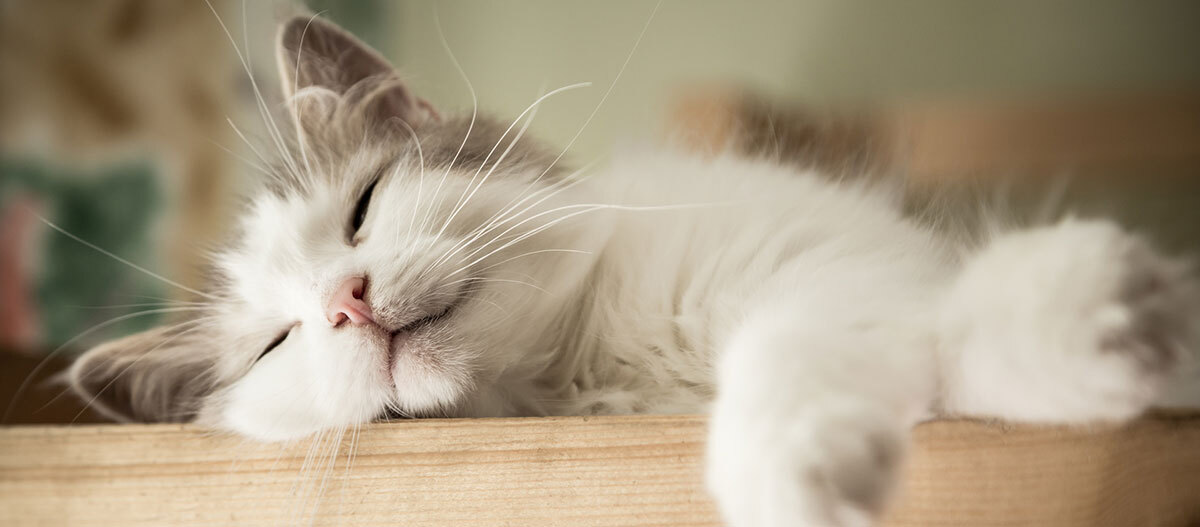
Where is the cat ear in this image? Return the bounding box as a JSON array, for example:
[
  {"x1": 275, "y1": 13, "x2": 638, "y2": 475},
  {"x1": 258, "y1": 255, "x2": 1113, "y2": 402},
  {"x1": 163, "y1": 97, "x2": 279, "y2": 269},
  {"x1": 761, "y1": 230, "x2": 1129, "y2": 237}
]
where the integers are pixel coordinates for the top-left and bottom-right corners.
[
  {"x1": 275, "y1": 16, "x2": 438, "y2": 137},
  {"x1": 69, "y1": 324, "x2": 218, "y2": 423}
]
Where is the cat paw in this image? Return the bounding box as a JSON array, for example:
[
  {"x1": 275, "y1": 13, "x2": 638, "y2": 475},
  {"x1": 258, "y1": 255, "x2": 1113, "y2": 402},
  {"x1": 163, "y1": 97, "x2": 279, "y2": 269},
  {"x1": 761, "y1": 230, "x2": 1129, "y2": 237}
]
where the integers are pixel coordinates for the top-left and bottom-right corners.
[
  {"x1": 1081, "y1": 224, "x2": 1197, "y2": 415},
  {"x1": 705, "y1": 405, "x2": 901, "y2": 527},
  {"x1": 945, "y1": 219, "x2": 1199, "y2": 421}
]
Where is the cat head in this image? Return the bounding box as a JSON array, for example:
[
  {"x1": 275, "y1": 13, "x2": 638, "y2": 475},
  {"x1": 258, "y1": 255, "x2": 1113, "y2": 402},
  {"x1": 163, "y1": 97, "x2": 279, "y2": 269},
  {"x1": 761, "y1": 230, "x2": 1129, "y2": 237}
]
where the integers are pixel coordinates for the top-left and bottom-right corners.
[{"x1": 69, "y1": 16, "x2": 608, "y2": 441}]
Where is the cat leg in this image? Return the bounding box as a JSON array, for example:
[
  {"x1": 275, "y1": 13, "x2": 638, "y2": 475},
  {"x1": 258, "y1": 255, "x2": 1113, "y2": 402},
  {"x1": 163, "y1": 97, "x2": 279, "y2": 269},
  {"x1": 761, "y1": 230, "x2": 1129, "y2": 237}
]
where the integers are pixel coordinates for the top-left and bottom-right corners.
[
  {"x1": 706, "y1": 309, "x2": 936, "y2": 527},
  {"x1": 939, "y1": 218, "x2": 1198, "y2": 423}
]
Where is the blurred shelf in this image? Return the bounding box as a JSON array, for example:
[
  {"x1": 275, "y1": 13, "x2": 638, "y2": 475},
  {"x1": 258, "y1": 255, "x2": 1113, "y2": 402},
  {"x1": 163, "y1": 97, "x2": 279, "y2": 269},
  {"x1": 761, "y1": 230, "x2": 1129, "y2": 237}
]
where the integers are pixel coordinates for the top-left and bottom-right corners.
[{"x1": 669, "y1": 89, "x2": 1200, "y2": 183}]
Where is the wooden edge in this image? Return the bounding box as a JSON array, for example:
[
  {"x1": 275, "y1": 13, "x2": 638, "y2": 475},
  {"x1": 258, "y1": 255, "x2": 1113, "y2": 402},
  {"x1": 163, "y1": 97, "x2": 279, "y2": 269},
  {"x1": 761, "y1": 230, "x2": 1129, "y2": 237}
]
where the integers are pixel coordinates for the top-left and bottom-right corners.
[{"x1": 2, "y1": 413, "x2": 1200, "y2": 526}]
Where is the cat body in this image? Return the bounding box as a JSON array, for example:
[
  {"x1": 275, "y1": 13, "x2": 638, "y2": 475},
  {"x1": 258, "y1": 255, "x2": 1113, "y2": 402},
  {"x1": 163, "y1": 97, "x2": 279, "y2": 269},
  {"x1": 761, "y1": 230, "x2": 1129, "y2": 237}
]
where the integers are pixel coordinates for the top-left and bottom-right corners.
[
  {"x1": 537, "y1": 151, "x2": 946, "y2": 418},
  {"x1": 70, "y1": 16, "x2": 1198, "y2": 527}
]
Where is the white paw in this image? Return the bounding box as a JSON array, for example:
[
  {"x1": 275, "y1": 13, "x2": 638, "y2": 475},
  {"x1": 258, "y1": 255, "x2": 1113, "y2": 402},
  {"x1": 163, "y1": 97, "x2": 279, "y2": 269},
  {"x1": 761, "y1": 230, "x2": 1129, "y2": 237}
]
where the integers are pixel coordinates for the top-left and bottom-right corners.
[
  {"x1": 705, "y1": 403, "x2": 901, "y2": 527},
  {"x1": 1083, "y1": 224, "x2": 1197, "y2": 415},
  {"x1": 945, "y1": 219, "x2": 1198, "y2": 421}
]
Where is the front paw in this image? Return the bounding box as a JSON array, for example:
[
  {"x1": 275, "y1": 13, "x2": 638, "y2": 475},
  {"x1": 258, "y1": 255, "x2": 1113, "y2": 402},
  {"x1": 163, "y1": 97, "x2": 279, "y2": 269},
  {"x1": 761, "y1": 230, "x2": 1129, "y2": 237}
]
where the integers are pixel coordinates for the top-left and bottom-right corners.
[
  {"x1": 1029, "y1": 221, "x2": 1197, "y2": 419},
  {"x1": 1084, "y1": 223, "x2": 1198, "y2": 416},
  {"x1": 942, "y1": 219, "x2": 1199, "y2": 422},
  {"x1": 705, "y1": 404, "x2": 902, "y2": 527}
]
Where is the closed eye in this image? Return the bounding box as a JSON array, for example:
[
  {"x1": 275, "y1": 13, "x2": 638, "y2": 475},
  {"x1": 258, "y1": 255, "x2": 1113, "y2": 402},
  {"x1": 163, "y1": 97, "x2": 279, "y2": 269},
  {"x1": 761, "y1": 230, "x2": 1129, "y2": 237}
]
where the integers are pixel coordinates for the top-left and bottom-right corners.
[
  {"x1": 256, "y1": 327, "x2": 293, "y2": 363},
  {"x1": 349, "y1": 177, "x2": 379, "y2": 239}
]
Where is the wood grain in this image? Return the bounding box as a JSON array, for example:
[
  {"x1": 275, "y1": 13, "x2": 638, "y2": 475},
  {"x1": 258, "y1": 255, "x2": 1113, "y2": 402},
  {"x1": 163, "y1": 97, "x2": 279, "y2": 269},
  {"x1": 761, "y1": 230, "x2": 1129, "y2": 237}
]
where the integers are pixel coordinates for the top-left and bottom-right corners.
[{"x1": 2, "y1": 414, "x2": 1199, "y2": 526}]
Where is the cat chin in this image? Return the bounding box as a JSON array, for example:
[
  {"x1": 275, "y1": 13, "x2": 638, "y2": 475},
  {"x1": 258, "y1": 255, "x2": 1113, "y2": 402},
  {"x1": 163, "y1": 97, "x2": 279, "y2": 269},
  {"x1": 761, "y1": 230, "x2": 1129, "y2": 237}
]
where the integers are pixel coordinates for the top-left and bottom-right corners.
[
  {"x1": 389, "y1": 336, "x2": 474, "y2": 415},
  {"x1": 216, "y1": 346, "x2": 395, "y2": 442},
  {"x1": 218, "y1": 397, "x2": 387, "y2": 443}
]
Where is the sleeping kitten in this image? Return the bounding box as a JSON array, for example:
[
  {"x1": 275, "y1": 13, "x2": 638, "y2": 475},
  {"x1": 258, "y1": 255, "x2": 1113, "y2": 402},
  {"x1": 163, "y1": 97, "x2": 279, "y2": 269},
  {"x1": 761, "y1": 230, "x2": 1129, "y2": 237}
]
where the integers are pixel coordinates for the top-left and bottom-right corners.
[{"x1": 70, "y1": 16, "x2": 1199, "y2": 527}]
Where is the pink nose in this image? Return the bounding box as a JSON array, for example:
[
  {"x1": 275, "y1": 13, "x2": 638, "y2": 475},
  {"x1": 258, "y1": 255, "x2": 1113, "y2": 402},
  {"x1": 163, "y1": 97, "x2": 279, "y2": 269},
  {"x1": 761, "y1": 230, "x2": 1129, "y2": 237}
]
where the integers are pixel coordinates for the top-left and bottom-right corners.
[{"x1": 326, "y1": 277, "x2": 375, "y2": 327}]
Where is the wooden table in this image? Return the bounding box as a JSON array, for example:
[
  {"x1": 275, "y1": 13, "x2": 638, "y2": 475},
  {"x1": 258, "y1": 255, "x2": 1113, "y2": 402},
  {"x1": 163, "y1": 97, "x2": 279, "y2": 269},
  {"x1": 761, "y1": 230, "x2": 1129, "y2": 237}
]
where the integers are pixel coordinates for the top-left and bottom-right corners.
[{"x1": 2, "y1": 414, "x2": 1198, "y2": 526}]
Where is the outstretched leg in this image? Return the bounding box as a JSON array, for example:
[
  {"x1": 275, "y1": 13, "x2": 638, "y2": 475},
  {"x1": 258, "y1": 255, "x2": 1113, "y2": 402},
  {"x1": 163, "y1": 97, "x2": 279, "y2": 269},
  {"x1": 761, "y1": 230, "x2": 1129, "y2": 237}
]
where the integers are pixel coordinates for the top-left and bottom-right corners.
[
  {"x1": 707, "y1": 293, "x2": 937, "y2": 527},
  {"x1": 938, "y1": 218, "x2": 1198, "y2": 423}
]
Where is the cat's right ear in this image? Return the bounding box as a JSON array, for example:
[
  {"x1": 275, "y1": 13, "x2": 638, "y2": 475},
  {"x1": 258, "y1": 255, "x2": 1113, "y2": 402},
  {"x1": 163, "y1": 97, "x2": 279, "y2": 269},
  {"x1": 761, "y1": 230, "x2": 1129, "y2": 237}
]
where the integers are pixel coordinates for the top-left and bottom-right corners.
[
  {"x1": 275, "y1": 16, "x2": 438, "y2": 141},
  {"x1": 70, "y1": 324, "x2": 218, "y2": 423}
]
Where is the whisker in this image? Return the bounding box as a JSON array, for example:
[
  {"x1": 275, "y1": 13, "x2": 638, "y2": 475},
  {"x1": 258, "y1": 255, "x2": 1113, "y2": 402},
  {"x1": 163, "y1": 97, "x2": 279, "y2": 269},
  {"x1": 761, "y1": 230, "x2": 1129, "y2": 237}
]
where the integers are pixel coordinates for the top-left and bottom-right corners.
[
  {"x1": 423, "y1": 161, "x2": 598, "y2": 276},
  {"x1": 62, "y1": 301, "x2": 210, "y2": 310},
  {"x1": 416, "y1": 10, "x2": 479, "y2": 243},
  {"x1": 225, "y1": 118, "x2": 282, "y2": 182},
  {"x1": 70, "y1": 317, "x2": 217, "y2": 422},
  {"x1": 2, "y1": 306, "x2": 206, "y2": 423},
  {"x1": 289, "y1": 12, "x2": 332, "y2": 179},
  {"x1": 436, "y1": 276, "x2": 548, "y2": 294},
  {"x1": 36, "y1": 216, "x2": 215, "y2": 300},
  {"x1": 434, "y1": 82, "x2": 591, "y2": 241},
  {"x1": 306, "y1": 426, "x2": 345, "y2": 523},
  {"x1": 202, "y1": 135, "x2": 274, "y2": 177},
  {"x1": 384, "y1": 118, "x2": 426, "y2": 261},
  {"x1": 530, "y1": 0, "x2": 662, "y2": 186},
  {"x1": 453, "y1": 201, "x2": 729, "y2": 279},
  {"x1": 203, "y1": 0, "x2": 307, "y2": 187},
  {"x1": 35, "y1": 316, "x2": 216, "y2": 418},
  {"x1": 470, "y1": 249, "x2": 592, "y2": 276}
]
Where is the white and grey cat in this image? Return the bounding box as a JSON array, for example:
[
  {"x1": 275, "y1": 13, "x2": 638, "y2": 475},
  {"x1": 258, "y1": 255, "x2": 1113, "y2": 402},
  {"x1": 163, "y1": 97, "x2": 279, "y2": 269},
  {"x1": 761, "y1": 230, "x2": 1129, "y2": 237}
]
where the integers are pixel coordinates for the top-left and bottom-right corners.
[{"x1": 70, "y1": 16, "x2": 1199, "y2": 527}]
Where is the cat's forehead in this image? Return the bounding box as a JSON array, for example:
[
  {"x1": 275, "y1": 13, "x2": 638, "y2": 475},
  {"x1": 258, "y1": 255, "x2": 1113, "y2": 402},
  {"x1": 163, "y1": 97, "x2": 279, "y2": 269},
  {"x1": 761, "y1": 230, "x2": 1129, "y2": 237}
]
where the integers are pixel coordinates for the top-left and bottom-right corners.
[{"x1": 269, "y1": 141, "x2": 395, "y2": 193}]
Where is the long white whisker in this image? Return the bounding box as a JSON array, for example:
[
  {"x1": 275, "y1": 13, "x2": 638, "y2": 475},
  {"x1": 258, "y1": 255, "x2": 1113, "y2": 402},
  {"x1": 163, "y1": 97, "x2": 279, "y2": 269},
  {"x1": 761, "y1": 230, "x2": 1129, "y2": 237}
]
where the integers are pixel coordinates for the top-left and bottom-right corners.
[
  {"x1": 307, "y1": 426, "x2": 345, "y2": 523},
  {"x1": 435, "y1": 82, "x2": 591, "y2": 240},
  {"x1": 40, "y1": 316, "x2": 219, "y2": 419},
  {"x1": 416, "y1": 10, "x2": 478, "y2": 242},
  {"x1": 473, "y1": 157, "x2": 599, "y2": 241},
  {"x1": 65, "y1": 301, "x2": 211, "y2": 310},
  {"x1": 71, "y1": 318, "x2": 216, "y2": 422},
  {"x1": 225, "y1": 118, "x2": 277, "y2": 174},
  {"x1": 424, "y1": 161, "x2": 597, "y2": 274},
  {"x1": 453, "y1": 205, "x2": 610, "y2": 274},
  {"x1": 384, "y1": 118, "x2": 426, "y2": 261},
  {"x1": 452, "y1": 202, "x2": 724, "y2": 278},
  {"x1": 203, "y1": 0, "x2": 306, "y2": 186},
  {"x1": 530, "y1": 0, "x2": 662, "y2": 187},
  {"x1": 439, "y1": 276, "x2": 547, "y2": 294},
  {"x1": 37, "y1": 216, "x2": 215, "y2": 301},
  {"x1": 203, "y1": 136, "x2": 273, "y2": 177},
  {"x1": 450, "y1": 81, "x2": 546, "y2": 219},
  {"x1": 455, "y1": 249, "x2": 592, "y2": 278},
  {"x1": 2, "y1": 306, "x2": 207, "y2": 423},
  {"x1": 427, "y1": 168, "x2": 597, "y2": 273},
  {"x1": 290, "y1": 12, "x2": 330, "y2": 179}
]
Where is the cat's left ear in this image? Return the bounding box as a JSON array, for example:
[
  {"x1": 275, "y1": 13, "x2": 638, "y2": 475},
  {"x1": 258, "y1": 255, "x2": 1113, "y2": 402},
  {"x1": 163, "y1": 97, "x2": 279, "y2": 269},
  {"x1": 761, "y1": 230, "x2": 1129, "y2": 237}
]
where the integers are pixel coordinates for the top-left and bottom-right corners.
[
  {"x1": 69, "y1": 324, "x2": 219, "y2": 423},
  {"x1": 275, "y1": 16, "x2": 438, "y2": 136}
]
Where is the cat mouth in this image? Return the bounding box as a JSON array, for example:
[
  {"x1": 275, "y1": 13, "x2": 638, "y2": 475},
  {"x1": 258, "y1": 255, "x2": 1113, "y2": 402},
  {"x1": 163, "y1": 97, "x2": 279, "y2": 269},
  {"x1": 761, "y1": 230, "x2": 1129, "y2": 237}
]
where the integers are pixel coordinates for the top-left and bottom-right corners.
[
  {"x1": 396, "y1": 299, "x2": 459, "y2": 334},
  {"x1": 379, "y1": 276, "x2": 479, "y2": 395},
  {"x1": 378, "y1": 293, "x2": 465, "y2": 417},
  {"x1": 389, "y1": 296, "x2": 461, "y2": 340},
  {"x1": 384, "y1": 290, "x2": 467, "y2": 358}
]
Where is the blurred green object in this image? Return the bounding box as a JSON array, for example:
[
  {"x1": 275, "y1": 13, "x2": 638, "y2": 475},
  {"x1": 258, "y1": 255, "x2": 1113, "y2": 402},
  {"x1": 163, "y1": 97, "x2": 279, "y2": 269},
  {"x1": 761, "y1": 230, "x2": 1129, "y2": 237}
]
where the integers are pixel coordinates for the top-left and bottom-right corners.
[{"x1": 0, "y1": 157, "x2": 165, "y2": 352}]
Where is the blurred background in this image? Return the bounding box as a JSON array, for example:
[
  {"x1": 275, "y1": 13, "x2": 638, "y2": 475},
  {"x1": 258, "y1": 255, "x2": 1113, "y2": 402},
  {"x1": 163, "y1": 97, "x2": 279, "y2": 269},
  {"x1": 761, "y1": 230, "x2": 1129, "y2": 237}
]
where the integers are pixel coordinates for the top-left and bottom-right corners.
[{"x1": 1, "y1": 0, "x2": 1199, "y2": 421}]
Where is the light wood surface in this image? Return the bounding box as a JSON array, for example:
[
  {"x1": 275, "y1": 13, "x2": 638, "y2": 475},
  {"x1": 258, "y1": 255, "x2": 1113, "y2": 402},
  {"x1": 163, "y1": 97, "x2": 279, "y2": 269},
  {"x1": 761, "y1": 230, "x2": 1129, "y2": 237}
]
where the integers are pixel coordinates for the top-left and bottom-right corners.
[{"x1": 2, "y1": 414, "x2": 1199, "y2": 526}]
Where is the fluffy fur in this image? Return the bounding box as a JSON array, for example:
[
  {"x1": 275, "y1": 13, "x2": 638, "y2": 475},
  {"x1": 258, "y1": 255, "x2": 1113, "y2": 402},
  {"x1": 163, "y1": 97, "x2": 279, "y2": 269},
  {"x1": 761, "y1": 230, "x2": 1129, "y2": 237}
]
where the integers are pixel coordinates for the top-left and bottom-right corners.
[{"x1": 71, "y1": 16, "x2": 1200, "y2": 527}]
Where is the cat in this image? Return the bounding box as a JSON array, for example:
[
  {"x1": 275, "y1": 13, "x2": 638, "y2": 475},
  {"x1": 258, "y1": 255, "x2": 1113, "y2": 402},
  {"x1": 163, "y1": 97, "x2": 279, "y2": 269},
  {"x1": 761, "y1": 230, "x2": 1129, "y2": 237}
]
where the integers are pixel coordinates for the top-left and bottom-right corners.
[{"x1": 69, "y1": 15, "x2": 1199, "y2": 527}]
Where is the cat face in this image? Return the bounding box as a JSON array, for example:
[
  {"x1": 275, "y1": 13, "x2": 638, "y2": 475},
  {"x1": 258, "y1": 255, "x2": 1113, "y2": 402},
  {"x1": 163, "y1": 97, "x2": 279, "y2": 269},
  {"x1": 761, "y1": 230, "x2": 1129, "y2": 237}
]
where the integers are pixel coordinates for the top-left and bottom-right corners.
[{"x1": 69, "y1": 16, "x2": 607, "y2": 441}]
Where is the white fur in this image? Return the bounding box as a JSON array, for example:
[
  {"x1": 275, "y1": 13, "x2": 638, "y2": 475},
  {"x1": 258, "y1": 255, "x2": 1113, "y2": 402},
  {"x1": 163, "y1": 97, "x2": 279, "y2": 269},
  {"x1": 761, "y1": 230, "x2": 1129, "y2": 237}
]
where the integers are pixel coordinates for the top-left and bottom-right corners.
[
  {"x1": 74, "y1": 18, "x2": 1200, "y2": 524},
  {"x1": 206, "y1": 145, "x2": 1197, "y2": 524}
]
